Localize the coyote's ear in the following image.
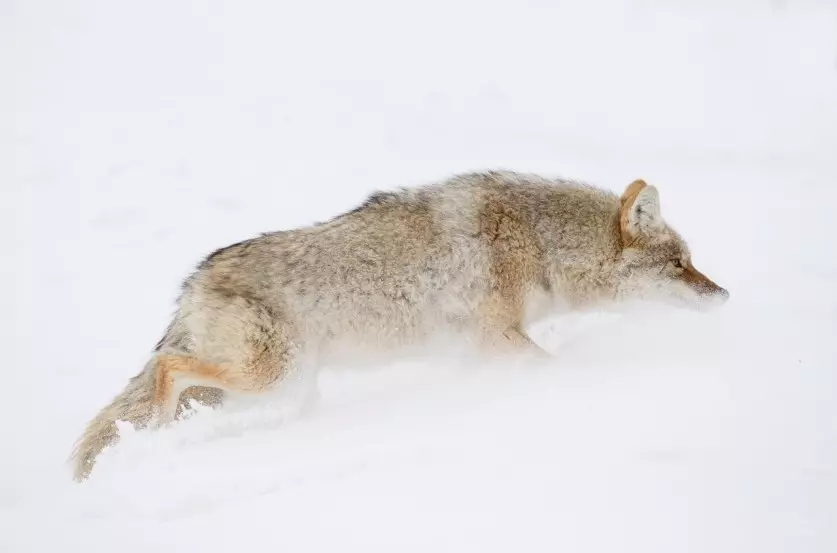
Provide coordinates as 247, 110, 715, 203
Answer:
620, 179, 663, 245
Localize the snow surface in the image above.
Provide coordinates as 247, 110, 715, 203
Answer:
4, 0, 837, 551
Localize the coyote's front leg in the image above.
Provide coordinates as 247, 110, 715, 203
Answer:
477, 290, 551, 360
495, 325, 551, 359
501, 325, 550, 358
478, 318, 551, 360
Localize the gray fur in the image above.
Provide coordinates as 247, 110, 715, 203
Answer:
70, 170, 728, 481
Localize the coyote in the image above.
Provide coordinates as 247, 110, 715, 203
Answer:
70, 170, 728, 480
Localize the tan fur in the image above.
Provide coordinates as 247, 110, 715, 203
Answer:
619, 179, 648, 245
620, 179, 648, 204
70, 170, 728, 481
477, 185, 549, 355
677, 261, 726, 297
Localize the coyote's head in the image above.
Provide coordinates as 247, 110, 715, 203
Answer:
613, 179, 729, 309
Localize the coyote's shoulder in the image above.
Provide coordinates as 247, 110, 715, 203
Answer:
70, 170, 728, 481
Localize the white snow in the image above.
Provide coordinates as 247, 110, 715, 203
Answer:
4, 0, 837, 551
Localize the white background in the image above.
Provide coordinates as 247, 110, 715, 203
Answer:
4, 1, 837, 551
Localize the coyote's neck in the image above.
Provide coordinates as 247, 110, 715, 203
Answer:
545, 211, 624, 308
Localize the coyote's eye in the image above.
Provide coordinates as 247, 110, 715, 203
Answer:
671, 259, 683, 269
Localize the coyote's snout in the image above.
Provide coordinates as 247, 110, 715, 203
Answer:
70, 170, 728, 480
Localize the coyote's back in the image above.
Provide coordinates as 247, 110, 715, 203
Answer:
71, 170, 728, 480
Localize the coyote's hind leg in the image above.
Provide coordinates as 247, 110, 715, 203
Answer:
152, 297, 298, 425
175, 386, 224, 419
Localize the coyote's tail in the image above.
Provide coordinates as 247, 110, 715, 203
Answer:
69, 316, 190, 481
69, 356, 159, 481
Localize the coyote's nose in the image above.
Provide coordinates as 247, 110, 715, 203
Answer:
698, 286, 728, 310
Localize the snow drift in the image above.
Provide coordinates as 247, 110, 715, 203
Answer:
4, 0, 837, 551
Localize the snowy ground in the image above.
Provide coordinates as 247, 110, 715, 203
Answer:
4, 1, 837, 551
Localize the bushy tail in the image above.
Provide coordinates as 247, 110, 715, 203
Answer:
69, 358, 158, 481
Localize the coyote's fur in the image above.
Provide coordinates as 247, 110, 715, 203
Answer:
70, 170, 728, 480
